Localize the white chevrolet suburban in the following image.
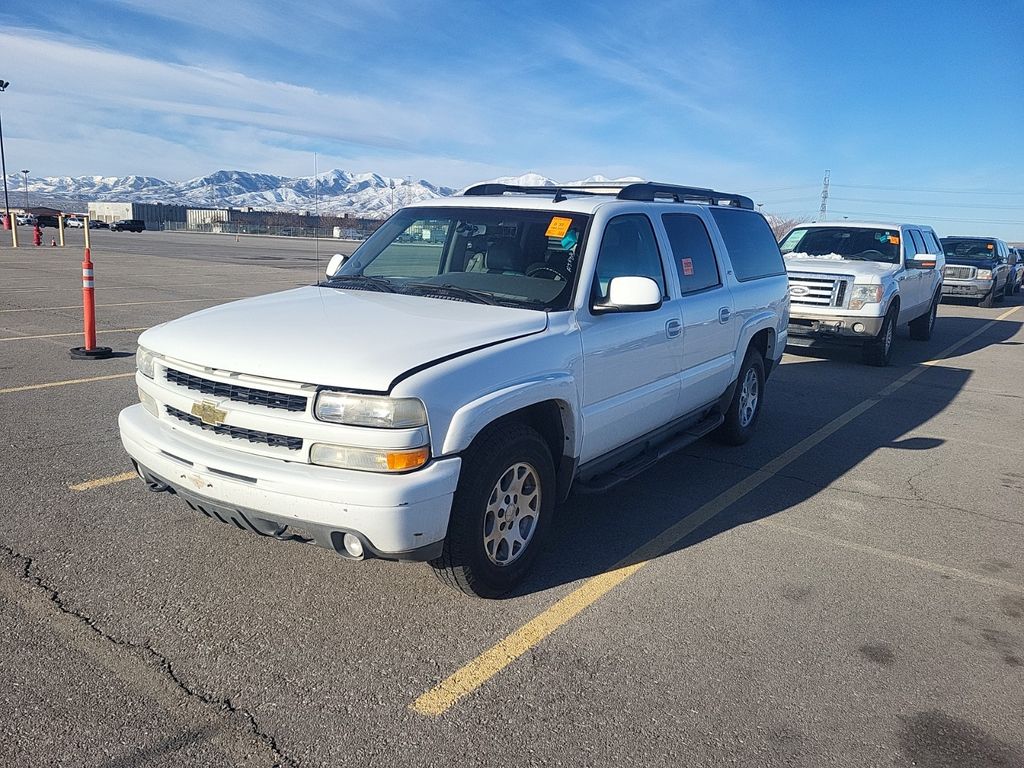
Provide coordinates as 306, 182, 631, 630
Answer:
780, 222, 945, 366
119, 182, 789, 597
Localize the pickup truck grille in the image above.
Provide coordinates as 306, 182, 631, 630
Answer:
165, 405, 303, 451
943, 265, 976, 280
787, 273, 851, 307
165, 367, 307, 413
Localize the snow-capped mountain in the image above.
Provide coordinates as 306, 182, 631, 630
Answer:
6, 170, 644, 217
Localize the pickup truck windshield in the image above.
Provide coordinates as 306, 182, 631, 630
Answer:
781, 227, 901, 264
331, 207, 591, 310
941, 238, 998, 260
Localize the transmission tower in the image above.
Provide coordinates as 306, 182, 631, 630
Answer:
818, 169, 830, 220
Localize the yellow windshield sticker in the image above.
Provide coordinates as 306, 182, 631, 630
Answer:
545, 217, 572, 238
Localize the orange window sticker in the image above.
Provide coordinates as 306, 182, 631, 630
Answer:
987, 243, 994, 250
888, 236, 900, 245
681, 258, 694, 276
545, 217, 572, 238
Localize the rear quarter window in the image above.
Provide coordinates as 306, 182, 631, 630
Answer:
708, 208, 786, 282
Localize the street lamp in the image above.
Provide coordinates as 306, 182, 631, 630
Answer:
0, 79, 10, 231
21, 168, 29, 210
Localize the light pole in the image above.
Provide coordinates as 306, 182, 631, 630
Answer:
0, 79, 10, 231
21, 168, 29, 210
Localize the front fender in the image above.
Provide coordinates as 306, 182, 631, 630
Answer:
440, 373, 580, 457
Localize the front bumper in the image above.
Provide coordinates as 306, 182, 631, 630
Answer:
787, 312, 884, 341
119, 404, 461, 560
942, 279, 994, 298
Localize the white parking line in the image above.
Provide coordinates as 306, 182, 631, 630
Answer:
0, 297, 250, 313
0, 328, 147, 342
0, 279, 305, 294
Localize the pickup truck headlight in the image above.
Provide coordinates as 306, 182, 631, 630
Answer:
976, 269, 993, 280
310, 443, 430, 472
315, 391, 427, 428
136, 346, 156, 378
849, 284, 884, 310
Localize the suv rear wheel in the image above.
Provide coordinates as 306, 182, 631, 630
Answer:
712, 349, 765, 446
431, 422, 554, 598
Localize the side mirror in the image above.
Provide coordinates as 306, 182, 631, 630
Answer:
907, 255, 937, 269
325, 252, 350, 278
594, 276, 663, 313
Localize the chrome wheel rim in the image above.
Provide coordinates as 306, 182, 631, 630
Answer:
738, 367, 759, 428
884, 320, 893, 354
483, 462, 541, 566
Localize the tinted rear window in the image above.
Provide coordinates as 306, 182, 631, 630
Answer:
709, 208, 785, 281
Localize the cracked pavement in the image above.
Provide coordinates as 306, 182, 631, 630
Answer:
1, 231, 1023, 767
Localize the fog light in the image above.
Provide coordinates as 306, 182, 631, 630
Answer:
853, 322, 866, 333
138, 387, 159, 418
342, 533, 364, 558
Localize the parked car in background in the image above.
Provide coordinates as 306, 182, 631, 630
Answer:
89, 219, 109, 229
110, 219, 146, 232
1008, 247, 1023, 295
16, 213, 36, 225
780, 222, 944, 366
35, 214, 60, 229
65, 217, 85, 228
119, 181, 790, 597
940, 236, 1012, 307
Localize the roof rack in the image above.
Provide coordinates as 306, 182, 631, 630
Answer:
462, 181, 754, 209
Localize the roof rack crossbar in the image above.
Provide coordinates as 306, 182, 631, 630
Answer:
462, 181, 755, 210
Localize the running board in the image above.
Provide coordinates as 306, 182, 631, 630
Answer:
574, 411, 724, 494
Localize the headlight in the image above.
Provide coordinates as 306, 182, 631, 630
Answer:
310, 443, 430, 472
136, 346, 156, 378
849, 284, 884, 310
976, 269, 993, 280
315, 391, 427, 428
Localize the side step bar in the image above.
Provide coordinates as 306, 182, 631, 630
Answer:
574, 411, 724, 494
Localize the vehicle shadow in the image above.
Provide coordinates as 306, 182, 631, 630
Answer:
514, 314, 1021, 598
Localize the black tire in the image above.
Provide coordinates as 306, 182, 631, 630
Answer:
712, 350, 765, 446
863, 305, 897, 366
430, 422, 555, 598
995, 281, 1006, 303
909, 292, 939, 341
979, 289, 995, 308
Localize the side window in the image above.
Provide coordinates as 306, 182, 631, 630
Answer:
909, 229, 927, 256
922, 230, 941, 255
708, 208, 785, 282
661, 213, 721, 294
903, 231, 918, 258
592, 214, 666, 303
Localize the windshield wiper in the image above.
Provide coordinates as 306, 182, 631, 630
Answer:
401, 282, 497, 305
322, 274, 398, 293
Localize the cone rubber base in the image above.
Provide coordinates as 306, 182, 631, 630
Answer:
69, 346, 113, 360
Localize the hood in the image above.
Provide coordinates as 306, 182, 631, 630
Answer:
140, 286, 548, 392
944, 256, 996, 269
785, 255, 899, 284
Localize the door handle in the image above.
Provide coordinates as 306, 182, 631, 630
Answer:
718, 307, 731, 324
665, 319, 682, 338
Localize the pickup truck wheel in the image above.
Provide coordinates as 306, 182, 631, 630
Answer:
430, 423, 554, 598
979, 289, 995, 308
862, 306, 896, 366
712, 351, 764, 446
909, 293, 939, 341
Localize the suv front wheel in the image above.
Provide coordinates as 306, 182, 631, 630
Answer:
431, 422, 554, 598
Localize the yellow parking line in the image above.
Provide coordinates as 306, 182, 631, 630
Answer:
0, 279, 304, 294
0, 372, 135, 395
0, 328, 147, 342
411, 305, 1021, 717
0, 297, 249, 313
69, 471, 138, 492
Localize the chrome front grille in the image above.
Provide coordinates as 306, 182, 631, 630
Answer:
165, 405, 303, 451
943, 265, 976, 280
787, 273, 853, 307
165, 367, 307, 413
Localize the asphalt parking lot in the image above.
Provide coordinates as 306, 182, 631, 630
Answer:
1, 229, 1022, 767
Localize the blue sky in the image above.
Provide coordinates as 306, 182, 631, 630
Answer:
1, 0, 1022, 238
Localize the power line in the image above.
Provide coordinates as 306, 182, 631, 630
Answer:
832, 183, 1022, 196
826, 209, 1023, 226
830, 196, 1024, 211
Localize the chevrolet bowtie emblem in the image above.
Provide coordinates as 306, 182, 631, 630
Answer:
191, 400, 227, 426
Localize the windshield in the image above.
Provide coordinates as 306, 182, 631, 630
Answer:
331, 207, 591, 310
941, 238, 998, 260
780, 227, 901, 264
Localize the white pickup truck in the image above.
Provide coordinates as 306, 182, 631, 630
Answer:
780, 222, 945, 366
119, 182, 789, 597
